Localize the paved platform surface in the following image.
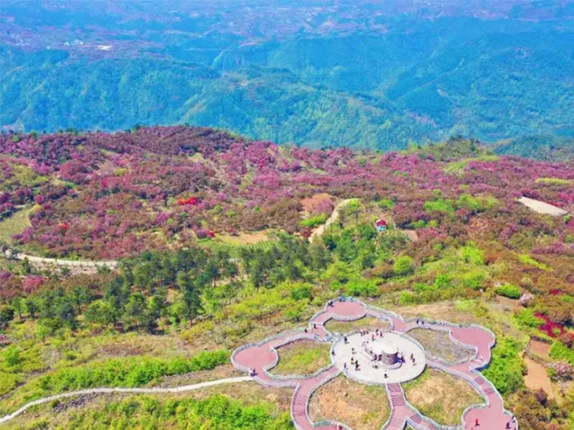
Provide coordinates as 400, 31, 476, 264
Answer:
333, 332, 426, 384
231, 299, 516, 430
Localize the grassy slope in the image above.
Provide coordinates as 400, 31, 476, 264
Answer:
403, 368, 483, 425
0, 207, 32, 244
408, 328, 475, 364
272, 340, 331, 376
309, 375, 390, 430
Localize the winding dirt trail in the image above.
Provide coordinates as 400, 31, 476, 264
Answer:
0, 376, 252, 426
11, 253, 118, 274
309, 199, 355, 242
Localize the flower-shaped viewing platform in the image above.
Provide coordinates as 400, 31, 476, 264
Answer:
231, 298, 518, 430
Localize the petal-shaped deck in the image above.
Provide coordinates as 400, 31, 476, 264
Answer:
231, 299, 518, 430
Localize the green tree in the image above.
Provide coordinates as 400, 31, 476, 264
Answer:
54, 295, 78, 329
104, 277, 129, 318
3, 345, 21, 368
433, 274, 453, 289
25, 298, 37, 319
176, 272, 202, 320
346, 277, 379, 297
11, 297, 25, 322
340, 200, 361, 224
291, 284, 312, 301
149, 291, 167, 320
308, 243, 331, 271
0, 306, 15, 326
335, 234, 357, 262
394, 255, 414, 276
85, 300, 115, 327
122, 293, 148, 330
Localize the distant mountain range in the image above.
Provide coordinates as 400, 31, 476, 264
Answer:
1, 0, 574, 153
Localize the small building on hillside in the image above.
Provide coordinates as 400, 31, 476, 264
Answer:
375, 218, 388, 232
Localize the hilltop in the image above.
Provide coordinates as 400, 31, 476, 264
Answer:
0, 127, 572, 260
0, 127, 573, 430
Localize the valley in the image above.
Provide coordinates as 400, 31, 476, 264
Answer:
1, 1, 574, 428
1, 0, 573, 151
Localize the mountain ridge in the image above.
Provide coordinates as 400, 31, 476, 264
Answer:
1, 0, 573, 150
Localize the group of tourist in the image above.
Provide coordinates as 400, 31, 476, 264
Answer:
341, 345, 362, 372
343, 358, 361, 371
359, 328, 385, 340
470, 414, 517, 430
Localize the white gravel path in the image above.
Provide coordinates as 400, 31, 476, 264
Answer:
310, 199, 355, 242
14, 254, 118, 268
0, 376, 253, 426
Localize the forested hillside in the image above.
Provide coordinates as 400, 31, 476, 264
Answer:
0, 127, 573, 429
1, 1, 574, 427
495, 136, 574, 162
0, 126, 573, 260
1, 0, 573, 151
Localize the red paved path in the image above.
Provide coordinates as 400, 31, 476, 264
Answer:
291, 366, 342, 430
387, 312, 515, 430
233, 301, 365, 430
232, 300, 516, 430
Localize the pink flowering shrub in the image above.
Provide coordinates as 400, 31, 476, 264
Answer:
23, 276, 45, 294
0, 127, 572, 262
551, 362, 574, 381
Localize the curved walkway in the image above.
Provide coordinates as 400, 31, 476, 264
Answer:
0, 376, 251, 426
381, 310, 514, 430
232, 299, 518, 430
14, 253, 118, 269
233, 300, 367, 430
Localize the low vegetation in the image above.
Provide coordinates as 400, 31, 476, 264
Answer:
496, 284, 522, 300
407, 329, 475, 364
4, 394, 293, 430
272, 341, 331, 376
0, 207, 33, 244
482, 337, 526, 396
403, 369, 483, 425
0, 349, 229, 415
309, 375, 390, 430
535, 177, 574, 186
38, 350, 230, 392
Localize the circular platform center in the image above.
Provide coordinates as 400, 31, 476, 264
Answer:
333, 332, 426, 384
